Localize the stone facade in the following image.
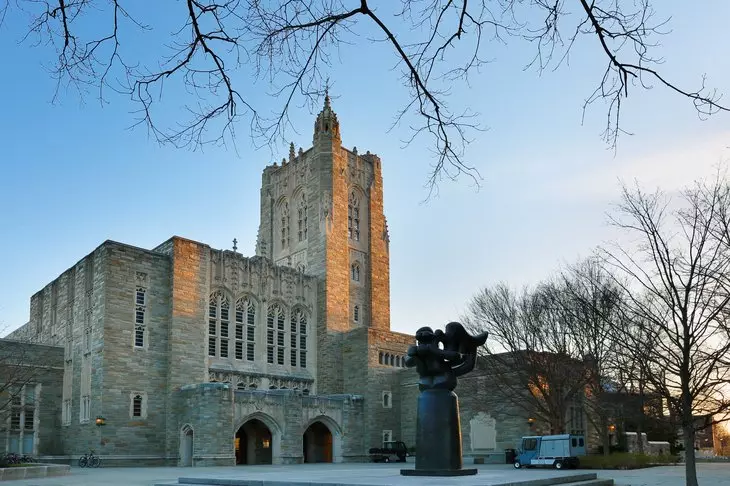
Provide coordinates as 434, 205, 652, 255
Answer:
0, 340, 63, 457
3, 95, 552, 466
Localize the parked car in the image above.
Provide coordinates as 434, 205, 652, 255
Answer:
369, 441, 409, 463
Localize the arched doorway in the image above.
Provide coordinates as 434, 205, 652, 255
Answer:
303, 421, 333, 463
235, 419, 273, 465
180, 424, 193, 467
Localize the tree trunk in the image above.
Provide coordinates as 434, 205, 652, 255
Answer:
636, 422, 645, 455
602, 429, 611, 456
682, 420, 698, 486
637, 379, 645, 454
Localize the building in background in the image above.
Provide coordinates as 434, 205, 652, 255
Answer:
3, 96, 577, 466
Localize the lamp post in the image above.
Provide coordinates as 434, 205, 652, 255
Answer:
527, 417, 535, 429
95, 416, 106, 450
608, 424, 616, 449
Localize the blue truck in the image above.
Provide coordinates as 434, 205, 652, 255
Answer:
513, 434, 586, 469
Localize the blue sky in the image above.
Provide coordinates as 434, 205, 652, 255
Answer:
1, 1, 729, 336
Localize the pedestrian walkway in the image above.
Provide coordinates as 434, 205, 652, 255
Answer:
4, 462, 727, 486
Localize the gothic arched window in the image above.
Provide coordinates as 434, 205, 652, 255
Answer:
290, 308, 308, 368
208, 290, 230, 358
267, 303, 286, 365
280, 201, 290, 248
354, 304, 360, 323
348, 192, 360, 241
297, 196, 308, 242
132, 394, 143, 417
351, 263, 360, 282
235, 297, 256, 361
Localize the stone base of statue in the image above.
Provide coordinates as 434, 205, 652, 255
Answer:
400, 388, 478, 477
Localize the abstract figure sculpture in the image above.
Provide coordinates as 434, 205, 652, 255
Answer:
400, 322, 488, 476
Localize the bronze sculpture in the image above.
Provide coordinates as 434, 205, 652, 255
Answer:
400, 322, 488, 477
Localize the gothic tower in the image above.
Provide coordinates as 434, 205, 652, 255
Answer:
256, 93, 392, 392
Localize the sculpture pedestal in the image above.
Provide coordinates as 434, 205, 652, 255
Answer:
400, 388, 477, 476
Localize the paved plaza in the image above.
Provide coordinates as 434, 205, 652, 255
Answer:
3, 462, 729, 486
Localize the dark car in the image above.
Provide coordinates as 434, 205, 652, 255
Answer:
368, 441, 409, 463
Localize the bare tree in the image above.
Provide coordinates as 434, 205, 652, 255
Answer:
599, 174, 730, 486
716, 424, 730, 457
3, 1, 728, 190
0, 332, 43, 417
464, 281, 592, 434
559, 257, 627, 455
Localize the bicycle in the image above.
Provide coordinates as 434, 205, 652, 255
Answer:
19, 454, 37, 463
78, 449, 101, 468
1, 452, 21, 467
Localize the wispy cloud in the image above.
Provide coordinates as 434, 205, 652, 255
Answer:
537, 131, 730, 203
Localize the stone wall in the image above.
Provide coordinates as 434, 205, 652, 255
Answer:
0, 340, 64, 456
7, 243, 111, 458
165, 237, 210, 461
176, 383, 235, 466
624, 432, 671, 455
232, 389, 364, 464
362, 152, 390, 331
361, 328, 414, 450
100, 242, 172, 460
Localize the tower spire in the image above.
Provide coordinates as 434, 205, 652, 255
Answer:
313, 82, 340, 144
324, 79, 331, 111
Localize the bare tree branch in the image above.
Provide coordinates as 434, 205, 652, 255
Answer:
6, 0, 728, 193
598, 172, 730, 486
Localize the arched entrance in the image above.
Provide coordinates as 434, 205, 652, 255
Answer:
235, 419, 273, 465
303, 421, 333, 463
180, 424, 193, 467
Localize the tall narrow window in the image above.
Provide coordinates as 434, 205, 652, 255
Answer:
280, 201, 290, 248
382, 391, 392, 408
569, 405, 585, 436
267, 304, 286, 365
290, 309, 307, 367
220, 297, 229, 358
132, 395, 143, 417
348, 192, 360, 241
62, 358, 72, 426
297, 197, 308, 242
208, 291, 230, 358
236, 297, 256, 361
246, 298, 256, 361
134, 286, 146, 348
80, 356, 91, 423
351, 263, 360, 282
83, 328, 91, 354
354, 305, 360, 323
6, 385, 39, 454
130, 392, 147, 419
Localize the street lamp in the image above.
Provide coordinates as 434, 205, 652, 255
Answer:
527, 417, 535, 428
95, 416, 106, 450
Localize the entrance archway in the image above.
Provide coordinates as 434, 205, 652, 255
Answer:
235, 419, 273, 465
303, 421, 333, 463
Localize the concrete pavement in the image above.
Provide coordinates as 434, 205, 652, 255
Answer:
2, 462, 727, 486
